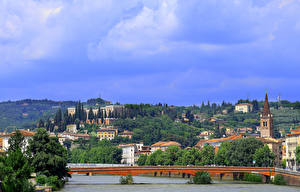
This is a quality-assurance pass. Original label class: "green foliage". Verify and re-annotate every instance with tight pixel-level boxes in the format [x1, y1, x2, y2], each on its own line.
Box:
[113, 115, 200, 147]
[215, 142, 231, 166]
[282, 159, 287, 169]
[27, 128, 70, 179]
[0, 99, 76, 131]
[274, 174, 286, 185]
[137, 154, 147, 166]
[243, 173, 262, 183]
[69, 140, 122, 164]
[192, 171, 211, 184]
[227, 138, 264, 166]
[8, 130, 25, 152]
[0, 132, 34, 192]
[120, 175, 134, 185]
[45, 176, 64, 191]
[296, 146, 300, 164]
[36, 174, 47, 185]
[253, 145, 275, 167]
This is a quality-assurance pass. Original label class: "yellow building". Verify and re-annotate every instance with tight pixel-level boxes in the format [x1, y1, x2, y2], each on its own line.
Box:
[97, 127, 118, 140]
[235, 103, 253, 113]
[285, 128, 300, 170]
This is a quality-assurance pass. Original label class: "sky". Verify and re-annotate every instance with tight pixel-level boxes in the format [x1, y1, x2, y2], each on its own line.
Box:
[1, 0, 300, 105]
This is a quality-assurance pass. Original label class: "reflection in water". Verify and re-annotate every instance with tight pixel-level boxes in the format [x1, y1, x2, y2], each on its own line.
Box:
[61, 174, 299, 192]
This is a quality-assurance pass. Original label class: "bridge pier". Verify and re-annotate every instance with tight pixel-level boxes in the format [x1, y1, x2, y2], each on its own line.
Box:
[220, 173, 224, 180]
[88, 172, 93, 176]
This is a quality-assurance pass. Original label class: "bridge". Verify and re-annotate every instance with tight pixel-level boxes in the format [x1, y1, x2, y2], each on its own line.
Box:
[68, 165, 275, 177]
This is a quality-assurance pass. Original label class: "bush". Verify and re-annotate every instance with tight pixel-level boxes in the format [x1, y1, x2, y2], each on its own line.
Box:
[274, 174, 286, 185]
[36, 175, 47, 185]
[120, 175, 134, 185]
[36, 175, 64, 191]
[192, 171, 211, 184]
[243, 173, 262, 183]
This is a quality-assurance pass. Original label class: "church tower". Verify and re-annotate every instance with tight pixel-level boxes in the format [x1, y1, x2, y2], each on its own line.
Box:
[260, 93, 274, 138]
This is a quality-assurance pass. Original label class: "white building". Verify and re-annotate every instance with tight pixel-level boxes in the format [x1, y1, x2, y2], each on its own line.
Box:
[235, 103, 253, 113]
[119, 143, 144, 166]
[1, 130, 35, 151]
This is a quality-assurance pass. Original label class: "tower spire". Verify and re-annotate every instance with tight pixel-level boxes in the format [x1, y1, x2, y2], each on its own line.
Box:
[263, 92, 270, 116]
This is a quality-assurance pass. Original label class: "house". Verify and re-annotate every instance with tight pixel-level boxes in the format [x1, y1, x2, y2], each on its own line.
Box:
[119, 130, 134, 139]
[238, 127, 253, 134]
[235, 103, 253, 113]
[118, 143, 144, 166]
[197, 130, 214, 140]
[285, 128, 300, 170]
[195, 135, 242, 149]
[97, 127, 118, 140]
[151, 141, 181, 153]
[66, 124, 77, 133]
[1, 130, 35, 151]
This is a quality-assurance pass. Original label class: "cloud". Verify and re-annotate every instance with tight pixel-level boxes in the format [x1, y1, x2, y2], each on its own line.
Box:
[1, 0, 300, 103]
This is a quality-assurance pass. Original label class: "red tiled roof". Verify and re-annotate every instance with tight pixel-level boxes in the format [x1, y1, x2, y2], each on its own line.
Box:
[236, 103, 253, 106]
[195, 135, 242, 146]
[2, 130, 35, 137]
[151, 141, 181, 147]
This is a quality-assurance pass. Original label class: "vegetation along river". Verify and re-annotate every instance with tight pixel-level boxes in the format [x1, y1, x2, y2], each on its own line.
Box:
[61, 174, 299, 192]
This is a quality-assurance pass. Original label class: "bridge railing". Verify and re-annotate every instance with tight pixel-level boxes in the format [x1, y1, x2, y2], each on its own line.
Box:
[67, 163, 131, 168]
[275, 168, 300, 176]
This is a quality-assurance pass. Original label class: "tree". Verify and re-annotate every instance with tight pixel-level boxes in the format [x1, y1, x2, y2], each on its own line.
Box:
[253, 145, 275, 167]
[199, 145, 215, 165]
[227, 138, 264, 166]
[296, 146, 300, 164]
[27, 128, 70, 179]
[137, 154, 147, 166]
[8, 130, 25, 152]
[0, 131, 34, 192]
[215, 142, 231, 166]
[88, 108, 95, 120]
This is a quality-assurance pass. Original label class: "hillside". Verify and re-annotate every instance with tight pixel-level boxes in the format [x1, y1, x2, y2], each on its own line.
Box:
[0, 99, 77, 132]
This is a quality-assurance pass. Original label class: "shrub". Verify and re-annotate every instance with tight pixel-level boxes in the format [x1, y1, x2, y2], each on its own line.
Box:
[120, 175, 134, 184]
[274, 174, 286, 185]
[36, 175, 47, 185]
[192, 171, 211, 184]
[46, 176, 64, 191]
[243, 173, 262, 183]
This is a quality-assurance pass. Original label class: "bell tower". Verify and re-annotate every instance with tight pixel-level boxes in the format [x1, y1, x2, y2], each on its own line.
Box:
[260, 93, 274, 138]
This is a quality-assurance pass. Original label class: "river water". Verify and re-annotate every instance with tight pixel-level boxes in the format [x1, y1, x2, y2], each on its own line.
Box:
[62, 174, 299, 192]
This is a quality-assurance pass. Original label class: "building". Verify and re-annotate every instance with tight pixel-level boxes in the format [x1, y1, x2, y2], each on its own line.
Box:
[235, 103, 253, 113]
[119, 130, 134, 139]
[119, 143, 145, 166]
[101, 105, 124, 116]
[151, 141, 181, 153]
[66, 124, 77, 133]
[260, 93, 274, 138]
[97, 127, 118, 140]
[285, 128, 300, 170]
[257, 137, 282, 167]
[67, 107, 76, 116]
[1, 130, 35, 151]
[197, 130, 214, 140]
[195, 135, 242, 149]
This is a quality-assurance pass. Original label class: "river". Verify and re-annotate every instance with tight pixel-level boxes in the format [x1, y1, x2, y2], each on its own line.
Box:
[61, 174, 299, 192]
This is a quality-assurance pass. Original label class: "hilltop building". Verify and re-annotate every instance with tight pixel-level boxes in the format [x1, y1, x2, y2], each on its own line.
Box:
[97, 127, 118, 140]
[260, 93, 274, 138]
[235, 103, 253, 113]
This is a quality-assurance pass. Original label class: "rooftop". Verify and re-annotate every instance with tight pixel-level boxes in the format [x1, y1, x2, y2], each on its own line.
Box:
[195, 135, 242, 146]
[151, 141, 181, 147]
[2, 130, 35, 137]
[236, 103, 253, 106]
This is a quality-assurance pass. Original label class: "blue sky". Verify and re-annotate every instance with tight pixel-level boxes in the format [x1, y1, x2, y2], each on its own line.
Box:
[1, 0, 300, 105]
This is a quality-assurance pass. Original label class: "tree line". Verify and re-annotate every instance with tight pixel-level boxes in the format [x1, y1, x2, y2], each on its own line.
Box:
[137, 138, 275, 167]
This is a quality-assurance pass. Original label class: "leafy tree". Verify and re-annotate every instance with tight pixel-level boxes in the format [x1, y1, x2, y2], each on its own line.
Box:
[253, 145, 275, 167]
[27, 128, 70, 179]
[0, 131, 34, 192]
[227, 138, 264, 166]
[296, 146, 300, 164]
[8, 130, 25, 152]
[199, 145, 215, 165]
[215, 142, 231, 166]
[137, 154, 147, 166]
